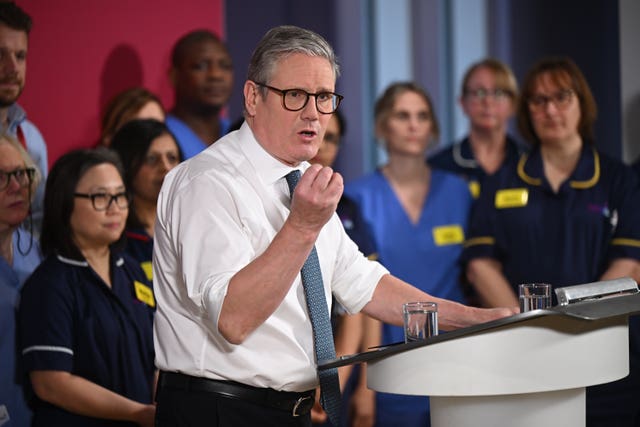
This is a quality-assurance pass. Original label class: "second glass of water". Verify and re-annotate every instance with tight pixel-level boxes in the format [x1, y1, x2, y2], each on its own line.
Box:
[519, 283, 552, 312]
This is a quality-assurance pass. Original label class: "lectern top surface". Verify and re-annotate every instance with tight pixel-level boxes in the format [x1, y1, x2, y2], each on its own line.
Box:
[318, 292, 640, 370]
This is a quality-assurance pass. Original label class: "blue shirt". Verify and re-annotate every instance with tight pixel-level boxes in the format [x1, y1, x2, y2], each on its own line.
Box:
[0, 230, 41, 427]
[428, 135, 525, 199]
[166, 114, 231, 160]
[19, 253, 155, 427]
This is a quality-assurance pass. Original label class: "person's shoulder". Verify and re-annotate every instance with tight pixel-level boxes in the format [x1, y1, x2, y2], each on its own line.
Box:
[428, 144, 455, 165]
[22, 255, 70, 293]
[345, 170, 381, 189]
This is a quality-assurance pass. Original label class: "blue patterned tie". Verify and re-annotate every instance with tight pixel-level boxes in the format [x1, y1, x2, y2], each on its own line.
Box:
[285, 170, 341, 426]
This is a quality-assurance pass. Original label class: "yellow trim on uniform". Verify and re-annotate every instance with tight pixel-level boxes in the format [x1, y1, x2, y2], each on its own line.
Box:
[464, 236, 495, 248]
[517, 154, 542, 186]
[611, 238, 640, 248]
[570, 148, 600, 189]
[517, 148, 600, 190]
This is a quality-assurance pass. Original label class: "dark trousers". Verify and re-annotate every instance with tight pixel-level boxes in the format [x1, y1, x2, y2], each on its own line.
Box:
[156, 385, 312, 427]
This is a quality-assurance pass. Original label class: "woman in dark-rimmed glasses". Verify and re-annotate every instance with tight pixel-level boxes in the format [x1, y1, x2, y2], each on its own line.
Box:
[463, 56, 640, 426]
[0, 134, 42, 426]
[19, 148, 156, 427]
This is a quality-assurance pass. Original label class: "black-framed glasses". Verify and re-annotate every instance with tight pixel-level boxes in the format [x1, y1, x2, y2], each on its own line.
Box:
[74, 192, 129, 211]
[254, 82, 343, 114]
[528, 89, 574, 112]
[0, 167, 35, 191]
[464, 87, 513, 102]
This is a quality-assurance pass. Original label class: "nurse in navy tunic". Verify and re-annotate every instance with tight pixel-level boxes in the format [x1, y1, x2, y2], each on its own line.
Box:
[19, 148, 156, 427]
[463, 57, 640, 427]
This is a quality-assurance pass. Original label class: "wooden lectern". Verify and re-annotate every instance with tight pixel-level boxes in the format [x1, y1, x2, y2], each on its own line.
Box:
[320, 288, 640, 427]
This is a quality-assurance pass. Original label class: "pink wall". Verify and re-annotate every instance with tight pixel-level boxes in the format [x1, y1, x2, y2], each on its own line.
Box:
[17, 0, 224, 167]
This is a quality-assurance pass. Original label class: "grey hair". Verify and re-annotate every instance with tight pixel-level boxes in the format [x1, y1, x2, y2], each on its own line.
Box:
[247, 25, 340, 86]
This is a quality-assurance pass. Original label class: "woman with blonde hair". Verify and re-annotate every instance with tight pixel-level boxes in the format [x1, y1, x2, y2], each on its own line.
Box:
[0, 134, 42, 426]
[429, 58, 523, 199]
[345, 81, 472, 426]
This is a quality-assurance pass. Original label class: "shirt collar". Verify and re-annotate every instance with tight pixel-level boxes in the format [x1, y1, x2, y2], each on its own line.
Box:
[5, 103, 25, 132]
[454, 135, 523, 170]
[517, 143, 600, 189]
[57, 254, 125, 267]
[237, 121, 307, 186]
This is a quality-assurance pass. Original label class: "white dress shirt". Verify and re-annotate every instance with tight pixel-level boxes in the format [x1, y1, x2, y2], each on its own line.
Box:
[153, 122, 388, 392]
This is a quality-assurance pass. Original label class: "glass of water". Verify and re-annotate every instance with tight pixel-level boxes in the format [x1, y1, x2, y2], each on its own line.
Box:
[403, 301, 438, 342]
[519, 283, 552, 312]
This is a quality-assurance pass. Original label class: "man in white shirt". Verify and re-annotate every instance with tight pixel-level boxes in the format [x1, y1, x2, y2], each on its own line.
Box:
[153, 25, 515, 427]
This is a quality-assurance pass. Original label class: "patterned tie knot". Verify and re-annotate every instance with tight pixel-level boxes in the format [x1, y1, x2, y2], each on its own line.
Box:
[285, 169, 301, 197]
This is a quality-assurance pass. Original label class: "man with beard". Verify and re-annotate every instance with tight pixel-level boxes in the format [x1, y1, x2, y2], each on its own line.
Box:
[0, 2, 47, 237]
[166, 29, 234, 159]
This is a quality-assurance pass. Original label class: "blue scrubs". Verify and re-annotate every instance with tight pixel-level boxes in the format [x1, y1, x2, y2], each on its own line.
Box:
[166, 114, 231, 160]
[0, 230, 41, 427]
[19, 253, 155, 427]
[463, 144, 640, 426]
[345, 169, 472, 427]
[428, 135, 525, 199]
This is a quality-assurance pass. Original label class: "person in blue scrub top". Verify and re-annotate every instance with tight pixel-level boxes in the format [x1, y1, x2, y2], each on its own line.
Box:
[463, 57, 640, 427]
[345, 81, 473, 427]
[19, 148, 157, 427]
[166, 30, 234, 159]
[0, 135, 42, 427]
[110, 119, 182, 281]
[429, 58, 524, 200]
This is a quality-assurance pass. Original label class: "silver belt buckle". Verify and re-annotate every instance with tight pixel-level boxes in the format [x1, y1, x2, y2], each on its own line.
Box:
[292, 395, 313, 417]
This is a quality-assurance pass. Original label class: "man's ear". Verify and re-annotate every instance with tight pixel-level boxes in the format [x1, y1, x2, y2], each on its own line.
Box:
[244, 81, 259, 116]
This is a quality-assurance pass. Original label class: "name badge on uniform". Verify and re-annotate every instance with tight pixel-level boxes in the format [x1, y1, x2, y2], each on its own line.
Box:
[495, 188, 529, 209]
[134, 280, 155, 307]
[468, 181, 480, 199]
[140, 261, 153, 281]
[432, 225, 465, 246]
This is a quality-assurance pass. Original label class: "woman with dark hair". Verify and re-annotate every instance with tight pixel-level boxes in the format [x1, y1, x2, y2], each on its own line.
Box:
[463, 56, 640, 426]
[110, 119, 182, 280]
[19, 148, 156, 427]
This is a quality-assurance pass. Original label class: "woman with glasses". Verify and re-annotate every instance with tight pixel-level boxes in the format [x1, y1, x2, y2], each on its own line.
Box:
[463, 56, 640, 426]
[429, 58, 523, 199]
[0, 135, 41, 426]
[110, 119, 182, 281]
[345, 81, 472, 427]
[19, 148, 156, 427]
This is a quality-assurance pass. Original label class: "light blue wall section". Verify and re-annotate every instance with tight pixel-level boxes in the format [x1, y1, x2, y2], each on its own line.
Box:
[450, 0, 488, 141]
[373, 0, 413, 93]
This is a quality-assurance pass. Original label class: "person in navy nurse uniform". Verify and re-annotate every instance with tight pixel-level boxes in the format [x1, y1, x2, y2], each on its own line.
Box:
[110, 119, 183, 281]
[462, 56, 640, 427]
[19, 148, 156, 427]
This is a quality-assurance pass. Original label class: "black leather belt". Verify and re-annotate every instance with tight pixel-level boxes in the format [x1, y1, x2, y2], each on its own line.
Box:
[158, 371, 315, 417]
